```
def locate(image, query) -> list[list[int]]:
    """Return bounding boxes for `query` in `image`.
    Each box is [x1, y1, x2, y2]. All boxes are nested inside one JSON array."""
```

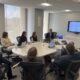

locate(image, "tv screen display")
[[68, 21, 80, 33]]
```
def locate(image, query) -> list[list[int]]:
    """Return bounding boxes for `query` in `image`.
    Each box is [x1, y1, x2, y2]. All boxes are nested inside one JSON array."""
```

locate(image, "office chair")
[[65, 60, 80, 80], [0, 66, 3, 80], [44, 33, 50, 43], [1, 47, 19, 63], [16, 36, 21, 43], [55, 60, 80, 80], [30, 36, 33, 42], [53, 32, 57, 38], [20, 62, 45, 80], [44, 55, 51, 66], [1, 47, 13, 60], [0, 38, 1, 45], [0, 64, 7, 80]]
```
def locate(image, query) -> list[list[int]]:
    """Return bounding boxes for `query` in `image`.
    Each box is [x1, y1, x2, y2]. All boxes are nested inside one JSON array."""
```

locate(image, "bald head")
[[27, 47, 37, 60]]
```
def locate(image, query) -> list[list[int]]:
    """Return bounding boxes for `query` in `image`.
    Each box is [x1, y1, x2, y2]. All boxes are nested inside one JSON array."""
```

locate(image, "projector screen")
[[68, 21, 80, 33]]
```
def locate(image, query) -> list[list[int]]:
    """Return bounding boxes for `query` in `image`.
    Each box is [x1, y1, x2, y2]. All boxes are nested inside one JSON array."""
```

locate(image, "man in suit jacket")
[[45, 29, 57, 42], [50, 43, 80, 80], [61, 41, 78, 56], [52, 52, 80, 70], [0, 53, 16, 80], [52, 42, 79, 69]]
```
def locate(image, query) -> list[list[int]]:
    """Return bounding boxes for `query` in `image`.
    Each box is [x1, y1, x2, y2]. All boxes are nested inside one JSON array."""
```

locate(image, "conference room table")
[[9, 42, 64, 57]]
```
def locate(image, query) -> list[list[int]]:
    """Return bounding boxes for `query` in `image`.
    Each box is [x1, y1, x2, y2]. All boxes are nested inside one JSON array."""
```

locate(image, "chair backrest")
[[65, 60, 80, 80], [0, 65, 2, 80], [53, 32, 57, 38], [44, 33, 50, 43], [44, 55, 51, 66], [21, 62, 45, 80], [30, 36, 33, 41], [0, 64, 6, 80], [16, 36, 21, 43]]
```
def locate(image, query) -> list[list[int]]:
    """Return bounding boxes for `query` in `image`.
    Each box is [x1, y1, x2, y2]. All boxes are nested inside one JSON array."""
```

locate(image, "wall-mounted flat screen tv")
[[68, 21, 80, 33]]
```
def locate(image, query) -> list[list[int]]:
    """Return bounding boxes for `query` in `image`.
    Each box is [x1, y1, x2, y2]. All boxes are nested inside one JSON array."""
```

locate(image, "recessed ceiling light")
[[64, 9, 71, 12], [41, 3, 52, 6]]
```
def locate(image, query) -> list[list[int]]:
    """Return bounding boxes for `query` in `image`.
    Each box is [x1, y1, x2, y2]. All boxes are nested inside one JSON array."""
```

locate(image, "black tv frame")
[[67, 21, 80, 34]]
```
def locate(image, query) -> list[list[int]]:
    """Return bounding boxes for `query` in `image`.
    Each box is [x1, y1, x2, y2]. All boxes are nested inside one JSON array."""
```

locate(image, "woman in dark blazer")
[[18, 31, 27, 46], [30, 32, 38, 42]]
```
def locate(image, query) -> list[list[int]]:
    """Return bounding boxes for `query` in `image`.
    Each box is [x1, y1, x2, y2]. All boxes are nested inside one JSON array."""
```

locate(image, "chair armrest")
[[70, 71, 79, 80]]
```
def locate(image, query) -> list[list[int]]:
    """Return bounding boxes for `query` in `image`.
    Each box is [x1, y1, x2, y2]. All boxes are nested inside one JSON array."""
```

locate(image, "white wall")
[[49, 12, 80, 48], [0, 4, 5, 37], [49, 12, 80, 37]]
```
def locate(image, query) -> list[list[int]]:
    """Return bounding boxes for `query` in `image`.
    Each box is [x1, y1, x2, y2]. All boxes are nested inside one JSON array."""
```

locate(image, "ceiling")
[[0, 0, 80, 12]]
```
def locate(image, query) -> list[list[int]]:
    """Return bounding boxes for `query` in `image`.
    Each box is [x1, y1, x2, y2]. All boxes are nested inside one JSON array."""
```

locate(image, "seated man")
[[45, 28, 57, 42], [0, 53, 17, 80], [61, 41, 78, 56], [50, 43, 80, 80]]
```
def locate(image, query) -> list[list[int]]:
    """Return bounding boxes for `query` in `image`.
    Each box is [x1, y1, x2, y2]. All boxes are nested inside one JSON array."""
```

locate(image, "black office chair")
[[44, 33, 50, 43], [30, 36, 33, 42], [20, 62, 45, 80], [0, 64, 7, 80], [55, 60, 80, 80], [0, 64, 3, 80], [65, 60, 80, 80], [16, 36, 21, 43], [1, 47, 12, 60], [53, 32, 57, 38], [44, 55, 51, 66]]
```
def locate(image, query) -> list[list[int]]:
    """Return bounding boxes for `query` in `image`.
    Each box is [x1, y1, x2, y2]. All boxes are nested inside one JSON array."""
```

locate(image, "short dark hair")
[[2, 32, 8, 38], [32, 32, 36, 36], [22, 31, 26, 36]]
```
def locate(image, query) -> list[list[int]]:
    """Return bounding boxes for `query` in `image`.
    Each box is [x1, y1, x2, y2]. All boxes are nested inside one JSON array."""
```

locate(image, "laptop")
[[49, 41, 55, 48]]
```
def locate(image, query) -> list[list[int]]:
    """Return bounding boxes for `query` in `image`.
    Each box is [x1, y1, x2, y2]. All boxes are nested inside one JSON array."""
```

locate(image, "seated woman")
[[18, 31, 27, 46], [30, 32, 38, 42], [1, 32, 14, 48], [1, 32, 15, 55]]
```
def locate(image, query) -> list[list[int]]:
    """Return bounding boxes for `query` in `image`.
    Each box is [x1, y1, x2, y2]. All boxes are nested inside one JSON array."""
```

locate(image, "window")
[[5, 5, 25, 43]]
